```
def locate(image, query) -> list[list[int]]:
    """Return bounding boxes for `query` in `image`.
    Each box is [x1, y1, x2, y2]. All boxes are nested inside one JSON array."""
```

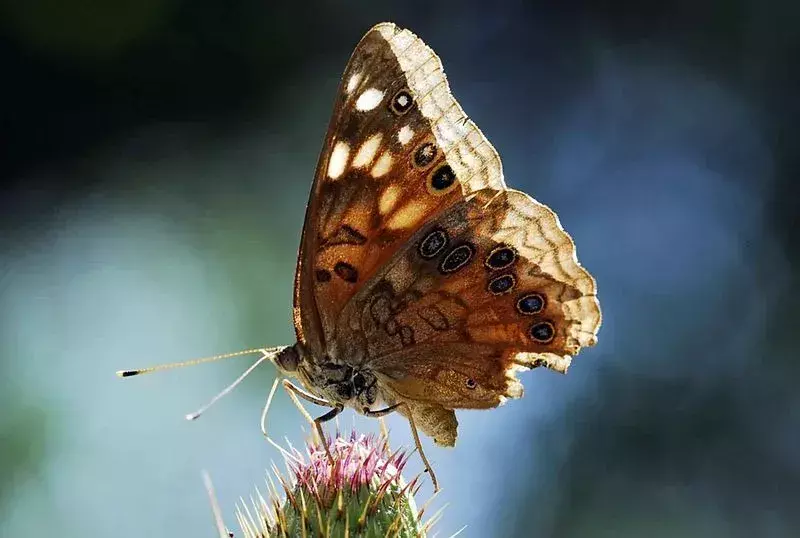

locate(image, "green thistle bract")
[[236, 432, 428, 538]]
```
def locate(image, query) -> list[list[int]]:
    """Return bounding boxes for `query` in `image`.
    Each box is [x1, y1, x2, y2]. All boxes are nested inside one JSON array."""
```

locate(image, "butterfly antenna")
[[186, 350, 279, 421], [116, 347, 283, 378]]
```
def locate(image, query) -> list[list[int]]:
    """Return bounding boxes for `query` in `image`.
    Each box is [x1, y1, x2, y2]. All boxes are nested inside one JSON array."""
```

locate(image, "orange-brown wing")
[[338, 188, 600, 440], [293, 22, 505, 357]]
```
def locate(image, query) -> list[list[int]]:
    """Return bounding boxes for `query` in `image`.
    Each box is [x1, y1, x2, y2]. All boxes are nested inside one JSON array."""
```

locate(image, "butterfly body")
[[281, 342, 381, 413], [282, 22, 601, 448]]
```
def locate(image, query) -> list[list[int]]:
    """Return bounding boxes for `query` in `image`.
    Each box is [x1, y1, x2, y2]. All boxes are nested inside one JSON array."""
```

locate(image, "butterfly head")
[[272, 344, 301, 374]]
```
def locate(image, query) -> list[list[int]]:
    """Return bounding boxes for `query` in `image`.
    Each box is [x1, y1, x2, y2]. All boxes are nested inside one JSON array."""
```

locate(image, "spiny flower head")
[[235, 431, 436, 538]]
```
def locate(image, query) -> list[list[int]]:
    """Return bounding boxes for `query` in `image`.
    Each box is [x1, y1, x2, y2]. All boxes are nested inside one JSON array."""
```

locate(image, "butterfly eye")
[[517, 293, 546, 315], [465, 378, 477, 389], [529, 321, 555, 343], [390, 88, 414, 115]]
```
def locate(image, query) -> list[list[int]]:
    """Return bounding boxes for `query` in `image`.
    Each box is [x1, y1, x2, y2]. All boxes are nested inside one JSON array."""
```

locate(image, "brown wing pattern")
[[292, 22, 601, 446], [337, 188, 600, 441], [293, 23, 505, 358]]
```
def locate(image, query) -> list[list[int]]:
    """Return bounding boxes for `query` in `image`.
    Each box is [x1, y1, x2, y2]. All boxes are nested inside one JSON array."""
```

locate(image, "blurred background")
[[1, 1, 798, 536]]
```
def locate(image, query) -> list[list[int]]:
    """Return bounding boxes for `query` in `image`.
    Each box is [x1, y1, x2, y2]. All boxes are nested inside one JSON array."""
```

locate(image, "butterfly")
[[119, 22, 601, 491]]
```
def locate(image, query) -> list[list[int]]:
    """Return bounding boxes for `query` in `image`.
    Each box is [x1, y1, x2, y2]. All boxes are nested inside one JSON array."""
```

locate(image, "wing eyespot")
[[418, 228, 449, 259], [529, 321, 555, 343], [487, 274, 516, 295], [428, 164, 458, 195], [516, 293, 546, 315], [438, 243, 475, 274], [390, 88, 414, 115], [485, 245, 517, 271], [412, 141, 438, 169]]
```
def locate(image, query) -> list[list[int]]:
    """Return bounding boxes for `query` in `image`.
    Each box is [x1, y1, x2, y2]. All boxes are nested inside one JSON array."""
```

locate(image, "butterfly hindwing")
[[293, 23, 505, 357], [395, 400, 459, 447], [338, 188, 600, 430]]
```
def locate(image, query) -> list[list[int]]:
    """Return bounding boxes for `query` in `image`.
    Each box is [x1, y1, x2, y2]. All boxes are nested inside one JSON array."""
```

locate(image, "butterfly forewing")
[[293, 23, 506, 357]]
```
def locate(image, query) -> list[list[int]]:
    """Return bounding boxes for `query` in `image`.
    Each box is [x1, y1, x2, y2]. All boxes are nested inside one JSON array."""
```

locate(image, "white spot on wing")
[[346, 72, 362, 94], [355, 88, 385, 111], [398, 125, 414, 145], [395, 93, 411, 109], [328, 141, 350, 179], [352, 134, 382, 168], [371, 152, 392, 178]]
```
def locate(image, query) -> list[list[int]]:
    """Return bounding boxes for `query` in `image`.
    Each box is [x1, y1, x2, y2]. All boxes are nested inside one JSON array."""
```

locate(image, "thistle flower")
[[228, 431, 442, 538]]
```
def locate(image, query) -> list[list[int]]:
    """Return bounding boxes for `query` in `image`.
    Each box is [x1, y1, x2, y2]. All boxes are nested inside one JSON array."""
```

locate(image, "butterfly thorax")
[[281, 342, 380, 412]]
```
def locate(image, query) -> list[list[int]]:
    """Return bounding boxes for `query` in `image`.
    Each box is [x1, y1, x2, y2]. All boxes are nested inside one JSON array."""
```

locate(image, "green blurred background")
[[2, 1, 799, 536]]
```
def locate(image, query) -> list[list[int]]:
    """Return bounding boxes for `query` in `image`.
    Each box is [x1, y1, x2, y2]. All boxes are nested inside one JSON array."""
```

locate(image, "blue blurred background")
[[2, 1, 798, 536]]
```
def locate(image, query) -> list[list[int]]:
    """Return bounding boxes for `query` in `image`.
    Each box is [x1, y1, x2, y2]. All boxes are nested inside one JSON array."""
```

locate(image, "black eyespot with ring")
[[465, 378, 477, 389], [529, 321, 555, 343], [429, 164, 457, 192], [517, 293, 546, 315], [418, 228, 448, 259], [487, 274, 516, 295], [438, 243, 475, 274], [485, 244, 517, 271], [390, 88, 414, 115], [413, 141, 438, 168]]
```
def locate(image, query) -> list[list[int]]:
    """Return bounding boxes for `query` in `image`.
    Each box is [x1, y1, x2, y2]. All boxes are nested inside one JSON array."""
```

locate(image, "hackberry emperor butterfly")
[[120, 22, 601, 491]]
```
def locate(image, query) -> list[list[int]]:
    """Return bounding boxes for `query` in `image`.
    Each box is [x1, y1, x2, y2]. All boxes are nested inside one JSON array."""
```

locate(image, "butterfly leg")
[[364, 406, 398, 466], [362, 403, 401, 417], [281, 378, 331, 407], [366, 403, 439, 492], [259, 377, 281, 438], [281, 379, 342, 464], [312, 405, 344, 464]]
